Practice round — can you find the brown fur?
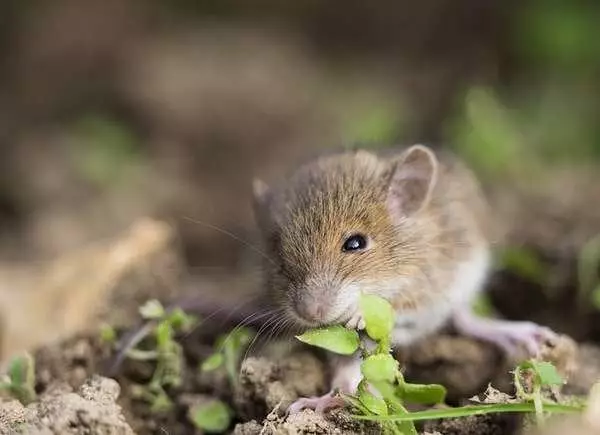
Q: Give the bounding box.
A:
[253,145,493,327]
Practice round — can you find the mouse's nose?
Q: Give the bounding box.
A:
[296,301,326,324]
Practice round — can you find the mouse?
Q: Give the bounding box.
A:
[250,144,557,414]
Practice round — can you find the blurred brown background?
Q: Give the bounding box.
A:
[1,0,600,358]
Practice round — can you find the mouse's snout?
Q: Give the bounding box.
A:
[295,301,327,324]
[290,280,354,326]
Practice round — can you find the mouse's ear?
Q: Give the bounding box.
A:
[252,178,277,231]
[386,144,439,218]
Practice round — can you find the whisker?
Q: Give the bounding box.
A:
[180,296,262,341]
[244,312,281,359]
[217,309,274,352]
[182,216,276,266]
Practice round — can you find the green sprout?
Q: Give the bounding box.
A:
[188,399,232,433]
[194,326,254,433]
[296,325,360,355]
[99,323,118,345]
[200,326,254,389]
[0,353,37,405]
[126,299,198,413]
[295,294,584,434]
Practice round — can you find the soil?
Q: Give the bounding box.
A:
[0,4,599,432]
[0,218,597,434]
[0,317,591,434]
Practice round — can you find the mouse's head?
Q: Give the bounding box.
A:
[252,145,439,328]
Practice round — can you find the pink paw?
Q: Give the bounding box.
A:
[489,321,557,356]
[287,391,346,414]
[454,311,559,358]
[344,310,365,331]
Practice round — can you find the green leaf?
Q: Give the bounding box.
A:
[155,321,173,349]
[524,361,564,386]
[358,390,388,415]
[189,400,232,433]
[398,382,447,405]
[99,323,117,343]
[139,299,165,320]
[150,390,174,413]
[296,325,360,355]
[168,308,198,332]
[359,294,395,342]
[361,354,398,383]
[201,353,224,372]
[386,402,418,435]
[8,357,26,387]
[370,381,403,408]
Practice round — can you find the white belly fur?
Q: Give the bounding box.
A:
[391,246,491,345]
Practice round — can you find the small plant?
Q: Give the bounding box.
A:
[512,359,565,425]
[99,323,118,345]
[200,326,254,389]
[126,299,197,413]
[194,324,254,433]
[297,294,447,435]
[0,353,37,405]
[188,399,232,433]
[296,293,585,434]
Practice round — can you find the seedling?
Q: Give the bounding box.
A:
[296,294,447,435]
[126,299,198,412]
[200,326,254,389]
[512,359,566,425]
[99,323,118,345]
[0,353,37,405]
[296,294,584,434]
[194,326,253,433]
[188,399,232,433]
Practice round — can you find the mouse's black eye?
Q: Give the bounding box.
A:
[342,234,368,252]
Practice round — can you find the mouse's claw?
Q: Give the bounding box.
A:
[344,311,365,331]
[453,310,558,358]
[287,391,346,415]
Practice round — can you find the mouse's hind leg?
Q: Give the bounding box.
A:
[451,308,558,356]
[287,353,362,414]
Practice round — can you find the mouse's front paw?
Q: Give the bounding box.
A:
[454,310,558,357]
[287,391,346,414]
[489,321,558,356]
[345,310,365,331]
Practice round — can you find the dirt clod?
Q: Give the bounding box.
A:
[423,413,520,435]
[234,352,326,421]
[0,375,134,434]
[401,335,503,402]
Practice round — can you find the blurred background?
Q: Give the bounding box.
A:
[1,0,600,358]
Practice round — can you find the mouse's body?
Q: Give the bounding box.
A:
[252,144,555,413]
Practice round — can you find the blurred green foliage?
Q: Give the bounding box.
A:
[69,115,141,188]
[514,0,600,70]
[448,0,600,181]
[342,101,402,146]
[500,247,546,286]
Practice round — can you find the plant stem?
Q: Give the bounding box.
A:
[351,402,584,422]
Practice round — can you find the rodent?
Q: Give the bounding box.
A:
[251,144,556,413]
